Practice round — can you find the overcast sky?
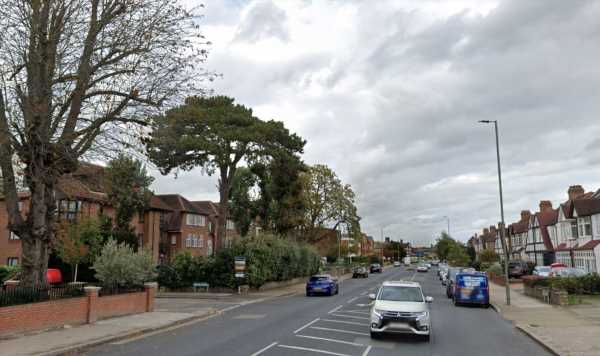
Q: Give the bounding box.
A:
[153,0,600,246]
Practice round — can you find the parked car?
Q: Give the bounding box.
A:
[445,267,466,298]
[369,281,433,341]
[393,261,402,267]
[554,267,587,278]
[353,266,369,278]
[431,261,440,266]
[507,260,528,278]
[452,272,490,308]
[370,263,383,273]
[306,275,339,296]
[425,263,432,269]
[532,266,552,278]
[417,264,428,272]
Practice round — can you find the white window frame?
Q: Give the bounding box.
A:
[186,214,206,227]
[171,235,177,245]
[9,231,20,240]
[198,235,204,248]
[7,257,18,266]
[226,219,235,230]
[578,217,592,237]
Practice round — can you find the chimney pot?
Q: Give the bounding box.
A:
[539,200,553,212]
[521,210,531,221]
[568,185,585,201]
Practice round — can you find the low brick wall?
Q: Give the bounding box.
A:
[0,282,157,337]
[523,284,568,306]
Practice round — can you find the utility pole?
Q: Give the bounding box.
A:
[479,120,511,306]
[444,216,450,236]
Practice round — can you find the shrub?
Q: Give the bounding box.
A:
[486,263,503,276]
[92,240,156,288]
[0,265,19,282]
[523,274,600,295]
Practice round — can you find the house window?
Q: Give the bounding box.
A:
[571,221,578,238]
[9,231,20,240]
[226,219,235,230]
[198,235,204,248]
[578,217,592,237]
[17,201,23,211]
[58,200,81,221]
[171,235,177,245]
[185,235,192,248]
[186,214,206,226]
[7,257,18,266]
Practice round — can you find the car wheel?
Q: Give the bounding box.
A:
[306,291,312,297]
[370,331,381,339]
[336,286,339,295]
[484,303,490,309]
[422,334,430,342]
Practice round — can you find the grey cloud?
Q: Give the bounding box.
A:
[234,1,289,43]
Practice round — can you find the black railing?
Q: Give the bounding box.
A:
[0,283,85,308]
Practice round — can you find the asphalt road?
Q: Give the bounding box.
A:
[85,267,550,356]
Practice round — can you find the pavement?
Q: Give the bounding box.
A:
[82,267,549,356]
[489,281,600,356]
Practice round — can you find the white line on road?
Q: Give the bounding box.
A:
[250,342,278,356]
[310,326,370,336]
[340,310,370,315]
[295,334,364,347]
[278,344,352,356]
[330,313,369,320]
[360,291,368,295]
[328,305,343,314]
[410,271,417,281]
[362,345,372,356]
[321,318,365,326]
[346,296,358,304]
[294,318,320,334]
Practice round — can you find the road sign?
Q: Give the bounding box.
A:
[234,256,246,279]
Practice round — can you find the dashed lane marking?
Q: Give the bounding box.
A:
[277,344,352,356]
[310,326,370,336]
[294,318,320,334]
[295,334,365,347]
[346,297,359,304]
[362,345,372,356]
[330,313,369,320]
[250,341,278,356]
[320,318,365,326]
[328,305,343,314]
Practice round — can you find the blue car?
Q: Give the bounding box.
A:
[306,274,339,296]
[453,272,489,308]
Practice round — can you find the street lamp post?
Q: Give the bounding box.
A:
[443,216,450,236]
[479,120,511,306]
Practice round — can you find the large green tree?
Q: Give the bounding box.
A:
[0,0,207,285]
[145,96,305,249]
[229,167,258,237]
[435,232,455,262]
[104,154,154,248]
[300,164,361,242]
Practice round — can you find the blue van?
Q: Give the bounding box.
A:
[452,272,489,308]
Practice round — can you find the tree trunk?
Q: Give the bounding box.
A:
[217,182,229,251]
[74,263,78,283]
[20,233,51,286]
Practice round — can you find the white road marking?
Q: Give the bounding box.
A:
[346,296,359,304]
[330,313,369,320]
[328,305,343,314]
[250,342,278,356]
[295,334,364,347]
[360,291,368,295]
[321,319,365,326]
[294,318,320,334]
[340,310,370,315]
[278,344,351,356]
[362,345,372,356]
[356,303,370,307]
[310,326,370,336]
[410,272,417,281]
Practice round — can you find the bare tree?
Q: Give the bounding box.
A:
[0,0,211,285]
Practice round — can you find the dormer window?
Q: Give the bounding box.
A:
[186,214,206,226]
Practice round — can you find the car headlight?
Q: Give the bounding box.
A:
[415,311,429,320]
[373,309,386,317]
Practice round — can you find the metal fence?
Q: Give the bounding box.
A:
[0,283,85,308]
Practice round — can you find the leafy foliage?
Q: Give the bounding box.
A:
[92,240,156,288]
[523,274,600,295]
[55,218,105,282]
[0,265,19,282]
[104,155,154,248]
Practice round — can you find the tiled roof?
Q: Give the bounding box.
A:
[554,243,570,251]
[575,240,600,250]
[562,192,595,218]
[536,209,558,251]
[148,195,173,211]
[573,198,600,217]
[191,201,219,216]
[157,194,204,214]
[510,219,529,234]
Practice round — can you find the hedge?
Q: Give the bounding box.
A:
[523,274,600,295]
[157,235,321,290]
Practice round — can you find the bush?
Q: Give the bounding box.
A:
[92,240,156,288]
[0,265,20,282]
[157,235,321,290]
[522,273,600,295]
[486,263,503,276]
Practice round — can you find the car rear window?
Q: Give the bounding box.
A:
[310,276,329,282]
[457,275,487,288]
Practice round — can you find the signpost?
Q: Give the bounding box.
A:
[234,256,246,294]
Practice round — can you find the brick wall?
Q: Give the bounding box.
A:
[0,283,157,337]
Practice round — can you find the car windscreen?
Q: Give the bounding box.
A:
[378,286,423,302]
[536,267,551,272]
[309,276,329,282]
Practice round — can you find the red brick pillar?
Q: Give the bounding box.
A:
[144,282,158,312]
[84,286,101,324]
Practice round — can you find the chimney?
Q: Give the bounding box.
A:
[539,200,553,212]
[483,228,489,235]
[568,185,585,201]
[520,210,531,221]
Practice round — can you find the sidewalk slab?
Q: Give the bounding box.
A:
[489,282,600,356]
[0,309,216,356]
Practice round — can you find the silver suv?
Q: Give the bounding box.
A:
[369,281,433,341]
